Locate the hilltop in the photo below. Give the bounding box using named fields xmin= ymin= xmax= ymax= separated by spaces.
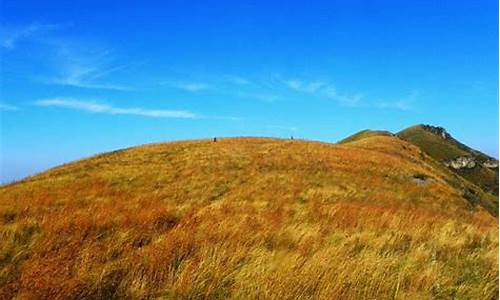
xmin=0 ymin=131 xmax=498 ymax=299
xmin=340 ymin=125 xmax=499 ymax=198
xmin=337 ymin=129 xmax=394 ymax=144
xmin=397 ymin=124 xmax=498 ymax=195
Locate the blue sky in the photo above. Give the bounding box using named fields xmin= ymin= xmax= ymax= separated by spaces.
xmin=0 ymin=0 xmax=498 ymax=183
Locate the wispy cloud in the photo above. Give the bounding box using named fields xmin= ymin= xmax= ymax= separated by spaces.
xmin=45 ymin=44 xmax=133 ymax=91
xmin=160 ymin=74 xmax=364 ymax=107
xmin=283 ymin=79 xmax=326 ymax=93
xmin=279 ymin=76 xmax=415 ymax=109
xmin=34 ymin=98 xmax=198 ymax=119
xmin=267 ymin=125 xmax=298 ymax=131
xmin=212 ymin=115 xmax=243 ymax=121
xmin=1 ymin=23 xmax=59 ymax=49
xmin=277 ymin=76 xmax=363 ymax=107
xmin=163 ymin=75 xmax=280 ymax=102
xmin=0 ymin=103 xmax=20 ymax=111
xmin=49 ymin=77 xmax=130 ymax=91
xmin=236 ymin=92 xmax=281 ymax=103
xmin=378 ymin=91 xmax=417 ymax=111
xmin=224 ymin=75 xmax=250 ymax=85
xmin=323 ymin=86 xmax=363 ymax=107
xmin=170 ymin=82 xmax=213 ymax=92
xmin=2 ymin=22 xmax=134 ymax=91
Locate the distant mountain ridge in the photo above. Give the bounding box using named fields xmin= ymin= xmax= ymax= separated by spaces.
xmin=397 ymin=124 xmax=498 ymax=196
xmin=339 ymin=124 xmax=499 ymax=197
xmin=398 ymin=125 xmax=496 ymax=162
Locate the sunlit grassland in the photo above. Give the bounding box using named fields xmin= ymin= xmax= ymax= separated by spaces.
xmin=1 ymin=137 xmax=498 ymax=299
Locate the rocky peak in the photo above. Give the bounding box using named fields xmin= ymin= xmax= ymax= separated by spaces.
xmin=421 ymin=125 xmax=451 ymax=140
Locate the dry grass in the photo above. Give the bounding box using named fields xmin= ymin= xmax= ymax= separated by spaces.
xmin=0 ymin=136 xmax=498 ymax=299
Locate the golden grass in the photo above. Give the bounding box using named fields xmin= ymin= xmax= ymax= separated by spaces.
xmin=0 ymin=137 xmax=498 ymax=299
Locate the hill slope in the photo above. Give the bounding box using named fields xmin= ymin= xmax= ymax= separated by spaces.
xmin=1 ymin=136 xmax=498 ymax=299
xmin=337 ymin=129 xmax=393 ymax=144
xmin=397 ymin=125 xmax=499 ymax=196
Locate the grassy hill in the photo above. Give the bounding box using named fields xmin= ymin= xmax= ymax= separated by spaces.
xmin=397 ymin=125 xmax=499 ymax=196
xmin=1 ymin=136 xmax=498 ymax=299
xmin=337 ymin=129 xmax=393 ymax=144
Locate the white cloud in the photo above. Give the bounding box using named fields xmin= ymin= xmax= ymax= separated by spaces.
xmin=283 ymin=79 xmax=326 ymax=93
xmin=34 ymin=98 xmax=198 ymax=119
xmin=212 ymin=115 xmax=243 ymax=121
xmin=0 ymin=103 xmax=20 ymax=111
xmin=378 ymin=91 xmax=417 ymax=111
xmin=267 ymin=125 xmax=298 ymax=131
xmin=49 ymin=77 xmax=130 ymax=91
xmin=1 ymin=23 xmax=59 ymax=49
xmin=380 ymin=100 xmax=411 ymax=110
xmin=224 ymin=75 xmax=250 ymax=85
xmin=323 ymin=87 xmax=363 ymax=107
xmin=236 ymin=92 xmax=281 ymax=103
xmin=1 ymin=22 xmax=133 ymax=91
xmin=278 ymin=76 xmax=363 ymax=107
xmin=45 ymin=44 xmax=133 ymax=91
xmin=172 ymin=82 xmax=213 ymax=92
xmin=250 ymin=94 xmax=281 ymax=102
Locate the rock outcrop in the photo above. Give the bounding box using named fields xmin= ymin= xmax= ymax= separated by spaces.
xmin=484 ymin=160 xmax=499 ymax=169
xmin=422 ymin=125 xmax=451 ymax=140
xmin=443 ymin=156 xmax=499 ymax=170
xmin=444 ymin=156 xmax=476 ymax=169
